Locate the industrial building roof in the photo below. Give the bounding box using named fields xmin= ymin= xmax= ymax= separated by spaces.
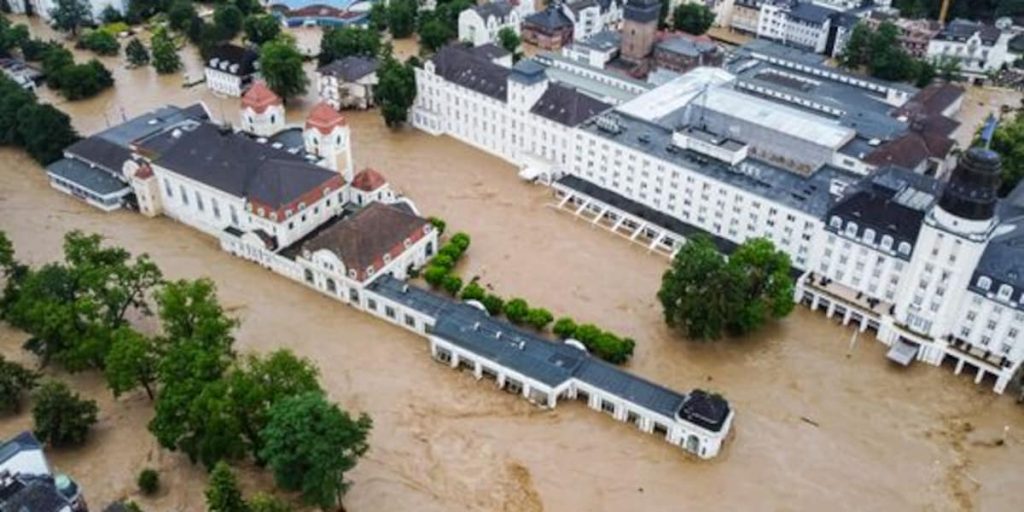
xmin=98 ymin=103 xmax=210 ymax=148
xmin=576 ymin=29 xmax=620 ymax=52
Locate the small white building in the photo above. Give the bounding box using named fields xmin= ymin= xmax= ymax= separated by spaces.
xmin=926 ymin=19 xmax=1013 ymax=81
xmin=458 ymin=1 xmax=522 ymax=46
xmin=240 ymin=82 xmax=286 ymax=137
xmin=204 ymin=44 xmax=260 ymax=97
xmin=351 ymin=167 xmax=396 ymax=206
xmin=317 ymin=56 xmax=379 ymax=110
xmin=757 ymin=0 xmax=837 ymax=54
xmin=563 ymin=0 xmax=605 ymax=41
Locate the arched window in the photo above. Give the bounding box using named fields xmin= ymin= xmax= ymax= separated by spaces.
xmin=898 ymin=241 xmax=911 ymax=255
xmin=998 ymin=284 xmax=1013 ymax=300
xmin=829 ymin=216 xmax=841 ymax=229
xmin=304 ymin=268 xmax=314 ymax=284
xmin=881 ymin=235 xmax=893 ymax=250
xmin=845 ymin=222 xmax=858 ymax=237
xmin=863 ymin=228 xmax=876 ymax=244
xmin=326 ymin=278 xmax=337 ymax=294
xmin=977 ymin=276 xmax=992 ymax=290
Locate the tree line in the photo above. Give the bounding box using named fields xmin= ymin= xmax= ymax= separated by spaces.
xmin=0 ymin=230 xmax=371 ymax=511
xmin=0 ymin=76 xmax=79 ymax=165
xmin=840 ymin=20 xmax=957 ymax=87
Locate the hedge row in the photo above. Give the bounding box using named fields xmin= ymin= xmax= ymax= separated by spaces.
xmin=423 ymin=232 xmax=471 ymax=296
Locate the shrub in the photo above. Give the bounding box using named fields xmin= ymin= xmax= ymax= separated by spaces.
xmin=525 ymin=308 xmax=553 ymax=330
xmin=450 ymin=233 xmax=471 ymax=252
xmin=249 ymin=493 xmax=293 ymax=512
xmin=481 ymin=294 xmax=504 ymax=316
xmin=19 ymin=39 xmax=52 ymax=61
xmin=438 ymin=243 xmax=462 ymax=261
xmin=552 ymin=317 xmax=577 ymax=339
xmin=80 ymin=29 xmax=120 ymax=55
xmin=428 ymin=216 xmax=446 ymax=235
xmin=137 ymin=468 xmax=160 ymax=495
xmin=503 ymin=298 xmax=530 ymax=324
xmin=101 ymin=21 xmax=131 ymax=35
xmin=573 ymin=323 xmax=602 ymax=345
xmin=459 ymin=281 xmax=486 ymax=302
xmin=0 ymin=355 xmax=39 ymax=414
xmin=431 ymin=253 xmax=454 ymax=270
xmin=441 ymin=274 xmax=463 ymax=296
xmin=32 ymin=380 xmax=99 ymax=446
xmin=423 ymin=265 xmax=448 ymax=287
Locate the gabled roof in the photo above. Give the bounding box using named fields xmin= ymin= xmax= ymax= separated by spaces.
xmin=241 ymin=82 xmax=282 ymax=114
xmin=787 ymin=1 xmax=836 ymax=25
xmin=352 ymin=168 xmax=388 ymax=191
xmin=0 ymin=476 xmax=72 ymax=512
xmin=895 ymin=82 xmax=964 ymax=119
xmin=301 ymin=202 xmax=429 ymax=281
xmin=472 ymin=0 xmax=514 ymax=20
xmin=431 ymin=44 xmax=510 ymax=101
xmin=566 ymin=0 xmax=599 ymax=15
xmin=65 ymin=137 xmax=132 ymax=175
xmin=524 ymin=5 xmax=573 ymax=31
xmin=937 ymin=18 xmax=1002 ymax=46
xmin=318 ymin=55 xmax=378 ymax=82
xmin=529 ymin=83 xmax=610 ymax=127
xmin=305 ymin=102 xmax=346 ymax=134
xmin=206 ymin=44 xmax=259 ymax=77
xmin=152 ymin=123 xmax=340 ymax=213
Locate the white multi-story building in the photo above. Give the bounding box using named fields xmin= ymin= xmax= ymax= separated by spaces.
xmin=203 ymin=44 xmax=259 ymax=98
xmin=926 ymin=18 xmax=1013 ymax=81
xmin=757 ymin=0 xmax=838 ymax=54
xmin=317 ymin=56 xmax=379 ymax=110
xmin=458 ymin=1 xmax=522 ymax=46
xmin=12 ymin=0 xmax=126 ymax=22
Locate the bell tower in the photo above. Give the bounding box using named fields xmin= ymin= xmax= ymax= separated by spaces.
xmin=304 ymin=102 xmax=353 ymax=183
xmin=240 ymin=82 xmax=285 ymax=137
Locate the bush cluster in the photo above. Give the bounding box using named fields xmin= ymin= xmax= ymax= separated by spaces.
xmin=423 ymin=231 xmax=471 ymax=296
xmin=551 ymin=318 xmax=636 ymax=365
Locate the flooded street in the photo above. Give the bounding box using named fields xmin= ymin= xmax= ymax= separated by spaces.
xmin=1 ymin=15 xmax=1023 ymax=512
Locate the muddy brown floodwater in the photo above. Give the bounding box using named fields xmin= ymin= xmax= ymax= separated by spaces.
xmin=1 ymin=15 xmax=1023 ymax=512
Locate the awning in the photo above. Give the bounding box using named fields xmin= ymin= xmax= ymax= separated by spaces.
xmin=886 ymin=339 xmax=919 ymax=366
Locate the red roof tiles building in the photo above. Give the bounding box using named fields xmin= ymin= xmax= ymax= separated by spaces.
xmin=351 ymin=168 xmax=388 ymax=192
xmin=305 ymin=102 xmax=347 ymax=134
xmin=241 ymin=82 xmax=282 ymax=114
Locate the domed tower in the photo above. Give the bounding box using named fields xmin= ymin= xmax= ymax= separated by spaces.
xmin=304 ymin=102 xmax=353 ymax=182
xmin=892 ymin=147 xmax=1003 ymax=353
xmin=240 ymin=82 xmax=285 ymax=137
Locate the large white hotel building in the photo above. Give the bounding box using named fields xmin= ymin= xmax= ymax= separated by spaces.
xmin=411 ymin=38 xmax=1024 ymax=394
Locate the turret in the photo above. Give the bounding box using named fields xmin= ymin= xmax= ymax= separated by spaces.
xmin=936 ymin=147 xmax=1001 ymax=223
xmin=240 ymin=82 xmax=285 ymax=137
xmin=304 ymin=102 xmax=353 ymax=182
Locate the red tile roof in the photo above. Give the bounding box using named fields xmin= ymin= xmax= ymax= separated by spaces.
xmin=305 ymin=102 xmax=346 ymax=134
xmin=242 ymin=82 xmax=282 ymax=114
xmin=352 ymin=167 xmax=388 ymax=191
xmin=134 ymin=163 xmax=153 ymax=179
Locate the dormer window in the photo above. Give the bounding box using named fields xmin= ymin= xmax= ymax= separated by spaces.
xmin=881 ymin=235 xmax=893 ymax=250
xmin=829 ymin=216 xmax=841 ymax=229
xmin=998 ymin=284 xmax=1013 ymax=300
xmin=348 ymin=269 xmax=357 ymax=278
xmin=863 ymin=228 xmax=875 ymax=244
xmin=977 ymin=276 xmax=992 ymax=290
xmin=298 ymin=202 xmax=307 ymax=210
xmin=258 ymin=207 xmax=265 ymax=216
xmin=898 ymin=241 xmax=911 ymax=255
xmin=845 ymin=222 xmax=857 ymax=237
xmin=270 ymin=212 xmax=278 ymax=221
xmin=383 ymin=254 xmax=391 ymax=264
xmin=366 ymin=266 xmax=375 ymax=276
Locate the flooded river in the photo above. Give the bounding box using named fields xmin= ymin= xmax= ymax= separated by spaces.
xmin=1 ymin=15 xmax=1022 ymax=512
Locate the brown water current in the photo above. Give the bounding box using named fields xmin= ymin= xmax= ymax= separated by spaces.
xmin=0 ymin=15 xmax=1022 ymax=511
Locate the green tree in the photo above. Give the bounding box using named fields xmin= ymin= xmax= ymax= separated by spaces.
xmin=418 ymin=17 xmax=452 ymax=53
xmin=0 ymin=17 xmax=29 ymax=55
xmin=318 ymin=26 xmax=381 ymax=66
xmin=427 ymin=216 xmax=446 ymax=235
xmin=552 ymin=317 xmax=577 ymax=339
xmin=525 ymin=307 xmax=553 ymax=330
xmin=225 ymin=349 xmax=322 ymax=461
xmin=481 ymin=294 xmax=503 ymax=316
xmin=0 ymin=354 xmax=39 ymax=414
xmin=168 ymin=0 xmax=198 ymax=32
xmin=986 ymin=110 xmax=1024 ymax=196
xmin=386 ymin=0 xmax=417 ymax=38
xmin=423 ymin=265 xmax=448 ymax=287
xmin=104 ymin=327 xmax=160 ymax=399
xmin=839 ymin=22 xmax=872 ymax=70
xmin=657 ymin=235 xmax=730 ymax=339
xmin=80 ymin=29 xmax=120 ymax=55
xmin=248 ymin=494 xmax=293 ymax=512
xmin=368 ymin=1 xmax=387 ymax=31
xmin=449 ymin=232 xmax=471 ymax=252
xmin=16 ymin=102 xmax=79 ymax=165
xmin=260 ymin=36 xmax=308 ymax=100
xmin=137 ymin=468 xmax=160 ymax=495
xmin=126 ymin=37 xmax=150 ymax=67
xmin=0 ymin=79 xmax=33 ymax=146
xmin=32 ymin=380 xmax=99 ymax=446
xmin=721 ymin=238 xmax=794 ymax=336
xmin=441 ymin=274 xmax=462 ymax=295
xmin=671 ymin=3 xmax=714 ymax=35
xmin=49 ymin=0 xmax=92 ymax=36
xmin=496 ymin=26 xmax=519 ymax=57
xmin=243 ymin=14 xmax=281 ymax=45
xmin=376 ymin=55 xmax=416 ymax=127
xmin=213 ymin=3 xmax=244 ymax=40
xmin=151 ymin=27 xmax=182 ymax=74
xmin=100 ymin=4 xmax=123 ymax=23
xmin=459 ymin=281 xmax=486 ymax=302
xmin=206 ymin=461 xmax=250 ymax=512
xmin=260 ymin=392 xmax=372 ymax=509
xmin=503 ymin=298 xmax=530 ymax=324
xmin=51 ymin=60 xmax=115 ymax=100
xmin=41 ymin=44 xmax=74 ymax=88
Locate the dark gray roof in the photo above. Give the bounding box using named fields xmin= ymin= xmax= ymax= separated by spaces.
xmin=622 ymin=0 xmax=659 ymax=23
xmin=472 ymin=0 xmax=514 ymax=20
xmin=473 ymin=42 xmax=511 ymax=61
xmin=578 ymin=29 xmax=620 ymax=51
xmin=567 ymin=0 xmax=598 ymax=15
xmin=431 ymin=44 xmax=509 ymax=101
xmin=151 ymin=123 xmax=337 ymax=210
xmin=530 ymin=83 xmax=610 ymax=127
xmin=524 ymin=5 xmax=573 ymax=31
xmin=594 ymin=0 xmax=618 ymax=14
xmin=96 ymin=103 xmax=210 ymax=148
xmin=937 ymin=18 xmax=1001 ymax=46
xmin=368 ymin=276 xmax=730 ymax=430
xmin=656 ymin=36 xmax=716 ymax=57
xmin=0 ymin=432 xmax=40 ymax=468
xmin=206 ymin=44 xmax=259 ymax=76
xmin=509 ymin=59 xmax=546 ymax=85
xmin=787 ymin=2 xmax=835 ymax=25
xmin=318 ymin=55 xmax=378 ymax=82
xmin=65 ymin=137 xmax=131 ymax=175
xmin=825 ymin=166 xmax=940 ymax=259
xmin=973 ymin=225 xmax=1024 ymax=308
xmin=46 ymin=158 xmax=131 ymax=197
xmin=0 ymin=477 xmax=70 ymax=512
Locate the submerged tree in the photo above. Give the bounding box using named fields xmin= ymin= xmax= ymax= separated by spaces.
xmin=126 ymin=38 xmax=151 ymax=67
xmin=260 ymin=36 xmax=308 ymax=100
xmin=375 ymin=55 xmax=416 ymax=127
xmin=151 ymin=27 xmax=182 ymax=74
xmin=32 ymin=380 xmax=99 ymax=446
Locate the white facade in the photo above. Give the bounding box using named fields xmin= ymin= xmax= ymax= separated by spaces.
xmin=317 ymin=71 xmax=378 ymax=110
xmin=563 ymin=1 xmax=605 ymax=41
xmin=25 ymin=0 xmax=126 ymax=21
xmin=458 ymin=4 xmax=522 ymax=46
xmin=926 ymin=26 xmax=1013 ymax=79
xmin=241 ymin=103 xmax=285 ymax=137
xmin=204 ymin=68 xmax=248 ymax=97
xmin=756 ymin=1 xmax=834 ymax=54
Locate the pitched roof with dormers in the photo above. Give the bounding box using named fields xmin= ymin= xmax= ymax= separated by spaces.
xmin=241 ymin=82 xmax=282 ymax=114
xmin=306 ymin=102 xmax=347 ymax=134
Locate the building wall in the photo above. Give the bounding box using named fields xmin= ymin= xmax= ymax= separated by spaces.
xmin=205 ymin=69 xmax=247 ymax=97
xmin=926 ymin=32 xmax=1012 ymax=78
xmin=458 ymin=9 xmax=522 ymax=46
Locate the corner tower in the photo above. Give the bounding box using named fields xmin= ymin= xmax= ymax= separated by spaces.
xmin=305 ymin=102 xmax=353 ymax=182
xmin=241 ymin=82 xmax=285 ymax=137
xmin=620 ymin=0 xmax=659 ymax=63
